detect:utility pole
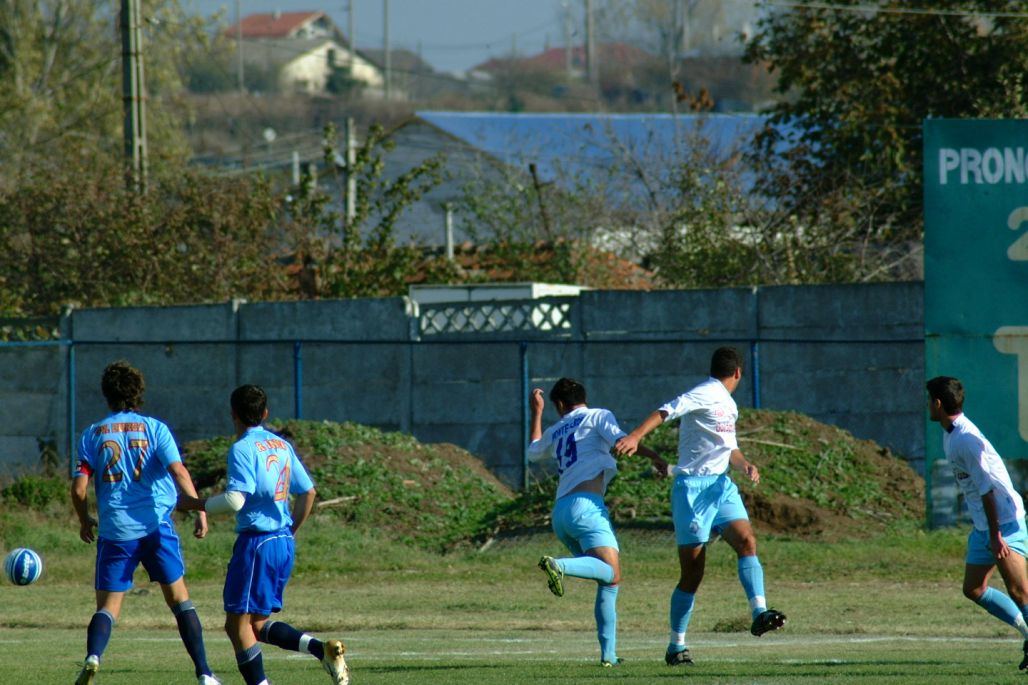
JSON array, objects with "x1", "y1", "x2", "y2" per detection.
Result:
[
  {"x1": 585, "y1": 0, "x2": 597, "y2": 88},
  {"x1": 120, "y1": 0, "x2": 147, "y2": 192},
  {"x1": 236, "y1": 0, "x2": 244, "y2": 91},
  {"x1": 562, "y1": 1, "x2": 573, "y2": 78},
  {"x1": 383, "y1": 0, "x2": 391, "y2": 100},
  {"x1": 344, "y1": 117, "x2": 357, "y2": 224},
  {"x1": 680, "y1": 0, "x2": 691, "y2": 57},
  {"x1": 444, "y1": 203, "x2": 454, "y2": 262},
  {"x1": 348, "y1": 0, "x2": 355, "y2": 82}
]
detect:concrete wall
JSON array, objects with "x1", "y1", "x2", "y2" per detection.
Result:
[{"x1": 0, "y1": 283, "x2": 925, "y2": 491}]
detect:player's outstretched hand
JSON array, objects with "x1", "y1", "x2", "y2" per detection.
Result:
[
  {"x1": 79, "y1": 516, "x2": 98, "y2": 543},
  {"x1": 614, "y1": 435, "x2": 639, "y2": 456}
]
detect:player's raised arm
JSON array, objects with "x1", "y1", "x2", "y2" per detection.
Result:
[{"x1": 529, "y1": 388, "x2": 545, "y2": 442}]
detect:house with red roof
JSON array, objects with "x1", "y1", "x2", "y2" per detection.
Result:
[{"x1": 225, "y1": 11, "x2": 386, "y2": 95}]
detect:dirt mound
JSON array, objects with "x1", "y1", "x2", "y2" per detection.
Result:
[{"x1": 732, "y1": 409, "x2": 924, "y2": 538}]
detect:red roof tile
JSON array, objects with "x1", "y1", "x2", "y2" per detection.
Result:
[{"x1": 226, "y1": 11, "x2": 325, "y2": 39}]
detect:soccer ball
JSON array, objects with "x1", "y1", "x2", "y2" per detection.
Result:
[{"x1": 4, "y1": 548, "x2": 43, "y2": 586}]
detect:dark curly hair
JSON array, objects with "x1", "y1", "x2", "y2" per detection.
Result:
[
  {"x1": 549, "y1": 377, "x2": 586, "y2": 407},
  {"x1": 231, "y1": 384, "x2": 267, "y2": 427},
  {"x1": 101, "y1": 361, "x2": 145, "y2": 412}
]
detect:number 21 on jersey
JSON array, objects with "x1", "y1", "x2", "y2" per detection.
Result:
[{"x1": 554, "y1": 434, "x2": 578, "y2": 474}]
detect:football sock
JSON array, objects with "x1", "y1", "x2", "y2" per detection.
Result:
[
  {"x1": 558, "y1": 556, "x2": 615, "y2": 584},
  {"x1": 85, "y1": 609, "x2": 115, "y2": 659},
  {"x1": 171, "y1": 600, "x2": 212, "y2": 678},
  {"x1": 1017, "y1": 612, "x2": 1028, "y2": 640},
  {"x1": 974, "y1": 587, "x2": 1025, "y2": 631},
  {"x1": 236, "y1": 644, "x2": 266, "y2": 685},
  {"x1": 594, "y1": 584, "x2": 619, "y2": 663},
  {"x1": 259, "y1": 620, "x2": 325, "y2": 660},
  {"x1": 975, "y1": 587, "x2": 1021, "y2": 626},
  {"x1": 737, "y1": 555, "x2": 767, "y2": 619},
  {"x1": 668, "y1": 588, "x2": 695, "y2": 651}
]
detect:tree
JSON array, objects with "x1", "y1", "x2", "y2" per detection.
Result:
[
  {"x1": 743, "y1": 0, "x2": 1028, "y2": 248},
  {"x1": 0, "y1": 149, "x2": 285, "y2": 317},
  {"x1": 0, "y1": 1, "x2": 219, "y2": 181},
  {"x1": 282, "y1": 123, "x2": 450, "y2": 298}
]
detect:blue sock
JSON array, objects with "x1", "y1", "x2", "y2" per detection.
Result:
[
  {"x1": 738, "y1": 555, "x2": 767, "y2": 619},
  {"x1": 977, "y1": 587, "x2": 1022, "y2": 627},
  {"x1": 668, "y1": 588, "x2": 695, "y2": 652},
  {"x1": 236, "y1": 644, "x2": 266, "y2": 685},
  {"x1": 557, "y1": 557, "x2": 615, "y2": 584},
  {"x1": 171, "y1": 600, "x2": 211, "y2": 678},
  {"x1": 85, "y1": 609, "x2": 115, "y2": 659},
  {"x1": 259, "y1": 620, "x2": 325, "y2": 660},
  {"x1": 594, "y1": 584, "x2": 619, "y2": 663}
]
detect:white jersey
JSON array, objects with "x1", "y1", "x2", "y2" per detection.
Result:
[
  {"x1": 943, "y1": 413, "x2": 1025, "y2": 532},
  {"x1": 527, "y1": 406, "x2": 626, "y2": 499},
  {"x1": 659, "y1": 377, "x2": 739, "y2": 477}
]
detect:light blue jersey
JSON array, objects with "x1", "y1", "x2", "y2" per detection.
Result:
[
  {"x1": 76, "y1": 411, "x2": 181, "y2": 541},
  {"x1": 227, "y1": 426, "x2": 314, "y2": 533}
]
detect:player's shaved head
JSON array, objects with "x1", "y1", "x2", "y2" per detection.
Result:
[
  {"x1": 926, "y1": 376, "x2": 964, "y2": 415},
  {"x1": 231, "y1": 384, "x2": 268, "y2": 427},
  {"x1": 550, "y1": 377, "x2": 586, "y2": 408},
  {"x1": 101, "y1": 360, "x2": 145, "y2": 412},
  {"x1": 710, "y1": 346, "x2": 743, "y2": 379}
]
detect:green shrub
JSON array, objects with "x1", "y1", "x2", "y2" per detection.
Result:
[{"x1": 2, "y1": 475, "x2": 67, "y2": 510}]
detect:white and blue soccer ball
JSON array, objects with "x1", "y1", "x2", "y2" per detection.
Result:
[{"x1": 5, "y1": 548, "x2": 43, "y2": 586}]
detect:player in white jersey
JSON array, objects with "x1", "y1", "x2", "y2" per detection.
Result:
[
  {"x1": 615, "y1": 346, "x2": 786, "y2": 666},
  {"x1": 527, "y1": 378, "x2": 667, "y2": 667},
  {"x1": 927, "y1": 375, "x2": 1028, "y2": 671},
  {"x1": 70, "y1": 361, "x2": 220, "y2": 685}
]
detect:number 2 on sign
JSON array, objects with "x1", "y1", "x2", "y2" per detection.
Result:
[{"x1": 555, "y1": 434, "x2": 578, "y2": 474}]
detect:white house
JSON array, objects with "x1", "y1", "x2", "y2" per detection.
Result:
[{"x1": 226, "y1": 11, "x2": 385, "y2": 95}]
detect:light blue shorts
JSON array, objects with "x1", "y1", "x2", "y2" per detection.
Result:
[
  {"x1": 671, "y1": 473, "x2": 749, "y2": 546},
  {"x1": 551, "y1": 492, "x2": 619, "y2": 555},
  {"x1": 224, "y1": 529, "x2": 295, "y2": 616},
  {"x1": 95, "y1": 517, "x2": 185, "y2": 592},
  {"x1": 966, "y1": 518, "x2": 1028, "y2": 566}
]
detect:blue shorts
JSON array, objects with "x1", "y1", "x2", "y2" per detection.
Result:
[
  {"x1": 95, "y1": 518, "x2": 185, "y2": 592},
  {"x1": 671, "y1": 473, "x2": 749, "y2": 546},
  {"x1": 966, "y1": 519, "x2": 1028, "y2": 566},
  {"x1": 551, "y1": 492, "x2": 619, "y2": 555},
  {"x1": 224, "y1": 529, "x2": 295, "y2": 616}
]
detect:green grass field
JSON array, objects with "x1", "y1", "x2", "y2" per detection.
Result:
[{"x1": 4, "y1": 518, "x2": 1028, "y2": 684}]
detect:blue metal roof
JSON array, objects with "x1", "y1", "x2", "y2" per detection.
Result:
[{"x1": 415, "y1": 111, "x2": 773, "y2": 187}]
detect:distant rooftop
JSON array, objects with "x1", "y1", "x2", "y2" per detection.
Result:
[
  {"x1": 226, "y1": 11, "x2": 336, "y2": 41},
  {"x1": 415, "y1": 110, "x2": 773, "y2": 185}
]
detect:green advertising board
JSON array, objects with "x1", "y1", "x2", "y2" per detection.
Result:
[{"x1": 923, "y1": 119, "x2": 1028, "y2": 504}]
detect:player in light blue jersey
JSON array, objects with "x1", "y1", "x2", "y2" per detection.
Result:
[
  {"x1": 527, "y1": 378, "x2": 667, "y2": 667},
  {"x1": 70, "y1": 361, "x2": 219, "y2": 685},
  {"x1": 177, "y1": 384, "x2": 349, "y2": 685},
  {"x1": 615, "y1": 346, "x2": 786, "y2": 667},
  {"x1": 928, "y1": 376, "x2": 1028, "y2": 671}
]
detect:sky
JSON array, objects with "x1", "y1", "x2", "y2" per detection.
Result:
[{"x1": 185, "y1": 0, "x2": 576, "y2": 73}]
